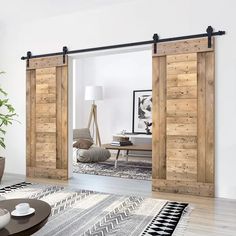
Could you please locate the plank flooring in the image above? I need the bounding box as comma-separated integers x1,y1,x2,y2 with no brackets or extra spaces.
1,173,236,236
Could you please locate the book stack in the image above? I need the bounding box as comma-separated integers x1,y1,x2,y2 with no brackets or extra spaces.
111,135,133,146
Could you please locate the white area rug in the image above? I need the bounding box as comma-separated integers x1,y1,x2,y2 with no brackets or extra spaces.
0,182,191,236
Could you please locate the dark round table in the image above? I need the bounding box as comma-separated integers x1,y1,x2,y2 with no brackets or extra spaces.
0,198,51,236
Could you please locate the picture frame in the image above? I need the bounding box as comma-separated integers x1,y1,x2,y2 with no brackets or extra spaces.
132,90,152,134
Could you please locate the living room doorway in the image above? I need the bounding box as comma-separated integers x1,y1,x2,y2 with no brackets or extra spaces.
69,47,153,182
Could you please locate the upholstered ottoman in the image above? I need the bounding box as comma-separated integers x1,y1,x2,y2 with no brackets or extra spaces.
76,146,111,163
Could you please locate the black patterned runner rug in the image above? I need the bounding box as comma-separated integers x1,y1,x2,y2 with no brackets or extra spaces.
0,182,191,236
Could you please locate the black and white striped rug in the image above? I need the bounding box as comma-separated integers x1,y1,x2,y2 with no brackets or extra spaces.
0,182,191,235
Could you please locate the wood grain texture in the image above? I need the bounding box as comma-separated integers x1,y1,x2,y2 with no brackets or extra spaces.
36,94,56,103
27,167,67,180
30,70,36,168
35,67,57,170
167,60,197,75
158,56,167,179
167,136,197,149
153,38,214,56
197,53,206,182
26,70,35,167
166,53,197,63
166,99,197,117
26,70,31,167
167,86,197,99
167,117,197,137
205,52,215,183
167,162,197,181
152,56,166,180
27,56,67,70
36,121,56,133
167,73,197,88
197,52,215,184
56,67,62,169
177,73,197,87
166,53,198,182
152,179,214,197
36,133,56,143
152,57,159,180
61,66,68,169
26,56,68,180
167,148,197,181
152,38,215,197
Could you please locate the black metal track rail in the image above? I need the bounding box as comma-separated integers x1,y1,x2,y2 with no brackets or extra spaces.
21,26,225,63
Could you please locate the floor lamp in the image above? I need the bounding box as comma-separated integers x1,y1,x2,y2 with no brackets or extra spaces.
85,86,103,147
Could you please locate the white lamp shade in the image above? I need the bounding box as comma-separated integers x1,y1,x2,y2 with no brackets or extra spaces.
85,86,103,101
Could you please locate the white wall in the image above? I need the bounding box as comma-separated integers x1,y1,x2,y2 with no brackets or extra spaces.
73,50,151,143
0,0,236,199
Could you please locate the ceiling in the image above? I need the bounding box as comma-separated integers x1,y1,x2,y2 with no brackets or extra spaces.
0,0,135,24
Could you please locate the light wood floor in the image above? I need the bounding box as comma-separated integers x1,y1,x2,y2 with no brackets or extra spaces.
1,173,236,236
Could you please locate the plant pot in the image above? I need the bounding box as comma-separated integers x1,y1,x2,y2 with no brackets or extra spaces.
0,157,5,183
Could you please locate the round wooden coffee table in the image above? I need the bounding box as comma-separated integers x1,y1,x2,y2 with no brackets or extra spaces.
0,198,51,236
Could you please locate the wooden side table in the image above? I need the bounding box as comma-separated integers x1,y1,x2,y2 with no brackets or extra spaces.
0,198,51,236
102,143,152,168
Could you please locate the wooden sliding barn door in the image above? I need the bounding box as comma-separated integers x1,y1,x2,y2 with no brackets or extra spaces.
152,38,214,197
26,56,68,180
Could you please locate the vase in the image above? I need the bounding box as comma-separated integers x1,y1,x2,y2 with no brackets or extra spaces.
0,208,10,230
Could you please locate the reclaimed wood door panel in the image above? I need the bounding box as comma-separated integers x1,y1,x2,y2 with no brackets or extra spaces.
197,52,215,183
152,56,166,180
152,38,215,197
167,136,197,149
154,38,213,56
166,52,198,183
167,61,197,75
166,117,197,137
167,74,197,88
167,86,197,99
35,67,57,169
26,56,68,180
166,99,197,117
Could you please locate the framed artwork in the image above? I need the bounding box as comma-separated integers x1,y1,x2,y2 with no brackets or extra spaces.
132,90,152,134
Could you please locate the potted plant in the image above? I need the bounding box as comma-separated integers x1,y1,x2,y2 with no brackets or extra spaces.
0,71,17,182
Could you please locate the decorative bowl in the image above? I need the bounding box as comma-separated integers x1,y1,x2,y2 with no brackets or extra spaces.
0,208,10,230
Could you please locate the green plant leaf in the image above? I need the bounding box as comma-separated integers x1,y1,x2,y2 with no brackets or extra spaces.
0,71,18,149
0,87,7,96
0,139,6,149
0,128,6,134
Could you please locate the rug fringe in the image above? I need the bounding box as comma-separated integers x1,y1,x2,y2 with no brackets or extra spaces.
172,205,193,236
